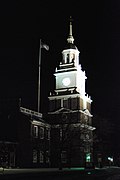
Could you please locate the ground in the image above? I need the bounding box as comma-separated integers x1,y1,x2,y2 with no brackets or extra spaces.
0,166,120,180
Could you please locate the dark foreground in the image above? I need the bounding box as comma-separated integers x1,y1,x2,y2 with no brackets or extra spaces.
0,166,120,180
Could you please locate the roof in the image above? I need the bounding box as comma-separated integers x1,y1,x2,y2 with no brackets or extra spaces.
64,43,78,50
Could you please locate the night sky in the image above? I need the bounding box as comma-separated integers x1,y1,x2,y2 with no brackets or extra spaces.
0,0,119,121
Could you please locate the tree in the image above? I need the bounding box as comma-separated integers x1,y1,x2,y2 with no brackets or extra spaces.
93,114,115,166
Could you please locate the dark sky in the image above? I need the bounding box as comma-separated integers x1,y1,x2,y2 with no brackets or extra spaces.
0,0,119,119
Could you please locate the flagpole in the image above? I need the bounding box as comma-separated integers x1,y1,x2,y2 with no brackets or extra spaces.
38,39,41,112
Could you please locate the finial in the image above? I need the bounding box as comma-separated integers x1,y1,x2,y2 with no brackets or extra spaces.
67,16,74,44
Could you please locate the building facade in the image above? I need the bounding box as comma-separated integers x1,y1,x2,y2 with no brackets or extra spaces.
0,99,50,168
18,107,51,168
47,18,95,168
0,18,96,169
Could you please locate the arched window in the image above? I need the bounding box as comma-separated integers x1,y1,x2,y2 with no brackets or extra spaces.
67,54,69,63
70,53,75,63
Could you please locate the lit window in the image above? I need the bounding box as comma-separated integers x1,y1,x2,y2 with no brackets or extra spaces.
33,125,38,138
33,149,37,163
86,153,91,162
39,127,44,139
40,151,44,163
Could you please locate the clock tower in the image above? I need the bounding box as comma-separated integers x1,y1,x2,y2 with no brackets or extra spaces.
55,17,86,96
48,17,95,168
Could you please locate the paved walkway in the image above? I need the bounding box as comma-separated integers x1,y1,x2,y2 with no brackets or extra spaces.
0,166,120,176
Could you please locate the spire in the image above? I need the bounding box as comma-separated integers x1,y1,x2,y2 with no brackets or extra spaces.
67,16,74,44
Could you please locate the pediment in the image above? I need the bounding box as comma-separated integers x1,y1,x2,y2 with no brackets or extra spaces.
51,107,71,114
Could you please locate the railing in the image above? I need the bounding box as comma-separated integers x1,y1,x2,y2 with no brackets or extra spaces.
20,107,43,118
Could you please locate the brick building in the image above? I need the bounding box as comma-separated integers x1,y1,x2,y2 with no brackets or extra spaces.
47,18,95,168
0,99,50,168
0,18,95,168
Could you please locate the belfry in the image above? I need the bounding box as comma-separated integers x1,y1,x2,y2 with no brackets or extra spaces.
47,17,95,167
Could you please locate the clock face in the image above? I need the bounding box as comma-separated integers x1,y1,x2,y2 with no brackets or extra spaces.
61,113,68,121
62,77,71,87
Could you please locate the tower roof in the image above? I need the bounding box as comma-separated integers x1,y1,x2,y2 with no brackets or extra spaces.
64,16,78,50
64,43,78,50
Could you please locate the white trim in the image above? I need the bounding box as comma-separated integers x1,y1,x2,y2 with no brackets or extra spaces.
33,125,38,138
55,87,75,93
48,93,92,103
80,124,96,131
32,120,44,126
20,107,42,118
59,62,74,67
32,120,50,128
48,93,81,100
62,49,80,54
48,108,93,117
54,69,77,75
50,107,71,114
82,109,93,117
51,123,95,131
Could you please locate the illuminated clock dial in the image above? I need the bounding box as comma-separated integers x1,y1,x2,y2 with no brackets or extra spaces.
62,77,71,86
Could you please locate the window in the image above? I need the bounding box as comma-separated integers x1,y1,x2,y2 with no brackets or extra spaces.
61,151,67,163
46,128,50,139
71,98,78,110
49,100,55,111
70,53,75,63
61,99,63,107
56,99,61,109
33,125,38,138
60,128,63,141
63,98,69,109
33,149,37,163
86,153,91,162
46,151,50,163
67,54,69,63
55,99,61,109
39,127,44,139
40,151,44,163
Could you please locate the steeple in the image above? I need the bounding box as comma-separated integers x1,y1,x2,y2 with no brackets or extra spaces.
64,16,77,50
67,16,74,44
